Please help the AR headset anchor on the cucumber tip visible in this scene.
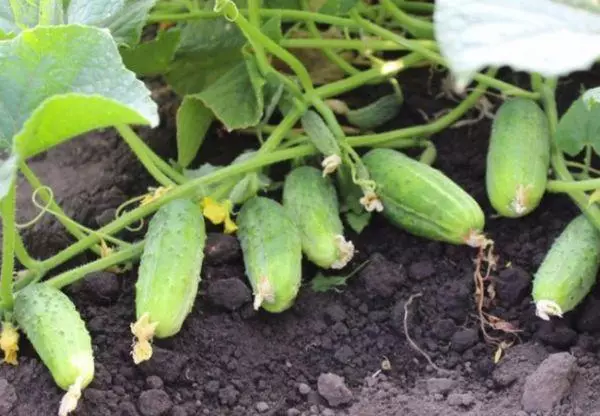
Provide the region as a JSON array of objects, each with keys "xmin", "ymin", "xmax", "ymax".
[{"xmin": 535, "ymin": 300, "xmax": 563, "ymax": 321}]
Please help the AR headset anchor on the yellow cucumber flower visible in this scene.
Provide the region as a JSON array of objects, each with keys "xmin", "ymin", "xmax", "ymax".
[
  {"xmin": 0, "ymin": 322, "xmax": 19, "ymax": 365},
  {"xmin": 201, "ymin": 197, "xmax": 238, "ymax": 234}
]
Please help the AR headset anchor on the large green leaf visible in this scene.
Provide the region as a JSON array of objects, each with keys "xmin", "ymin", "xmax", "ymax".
[
  {"xmin": 121, "ymin": 28, "xmax": 182, "ymax": 76},
  {"xmin": 555, "ymin": 90, "xmax": 600, "ymax": 156},
  {"xmin": 434, "ymin": 0, "xmax": 600, "ymax": 91},
  {"xmin": 176, "ymin": 96, "xmax": 214, "ymax": 168},
  {"xmin": 0, "ymin": 25, "xmax": 158, "ymax": 200},
  {"xmin": 191, "ymin": 58, "xmax": 265, "ymax": 131},
  {"xmin": 66, "ymin": 0, "xmax": 158, "ymax": 46},
  {"xmin": 0, "ymin": 0, "xmax": 157, "ymax": 46}
]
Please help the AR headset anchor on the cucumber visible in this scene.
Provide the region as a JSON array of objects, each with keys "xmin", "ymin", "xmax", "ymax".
[
  {"xmin": 14, "ymin": 283, "xmax": 94, "ymax": 416},
  {"xmin": 132, "ymin": 198, "xmax": 206, "ymax": 364},
  {"xmin": 486, "ymin": 98, "xmax": 550, "ymax": 217},
  {"xmin": 362, "ymin": 148, "xmax": 486, "ymax": 246},
  {"xmin": 301, "ymin": 110, "xmax": 342, "ymax": 175},
  {"xmin": 346, "ymin": 93, "xmax": 403, "ymax": 131},
  {"xmin": 237, "ymin": 196, "xmax": 303, "ymax": 312},
  {"xmin": 283, "ymin": 166, "xmax": 354, "ymax": 269},
  {"xmin": 532, "ymin": 214, "xmax": 600, "ymax": 320}
]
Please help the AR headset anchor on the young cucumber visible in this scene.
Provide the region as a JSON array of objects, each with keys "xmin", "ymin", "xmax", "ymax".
[
  {"xmin": 132, "ymin": 198, "xmax": 206, "ymax": 364},
  {"xmin": 486, "ymin": 98, "xmax": 551, "ymax": 217},
  {"xmin": 532, "ymin": 214, "xmax": 600, "ymax": 320},
  {"xmin": 283, "ymin": 166, "xmax": 354, "ymax": 269},
  {"xmin": 362, "ymin": 148, "xmax": 486, "ymax": 246},
  {"xmin": 14, "ymin": 283, "xmax": 94, "ymax": 416},
  {"xmin": 237, "ymin": 196, "xmax": 303, "ymax": 312}
]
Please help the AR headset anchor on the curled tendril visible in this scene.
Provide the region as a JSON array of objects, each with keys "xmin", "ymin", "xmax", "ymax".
[
  {"xmin": 115, "ymin": 196, "xmax": 146, "ymax": 232},
  {"xmin": 15, "ymin": 186, "xmax": 54, "ymax": 229},
  {"xmin": 213, "ymin": 0, "xmax": 239, "ymax": 21}
]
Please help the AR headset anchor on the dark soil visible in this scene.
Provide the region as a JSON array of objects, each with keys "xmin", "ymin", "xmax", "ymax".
[{"xmin": 2, "ymin": 66, "xmax": 600, "ymax": 416}]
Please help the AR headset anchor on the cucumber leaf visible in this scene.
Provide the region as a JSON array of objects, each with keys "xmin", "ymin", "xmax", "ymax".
[
  {"xmin": 0, "ymin": 0, "xmax": 157, "ymax": 46},
  {"xmin": 121, "ymin": 29, "xmax": 182, "ymax": 76},
  {"xmin": 190, "ymin": 58, "xmax": 266, "ymax": 131},
  {"xmin": 313, "ymin": 0, "xmax": 358, "ymax": 16},
  {"xmin": 0, "ymin": 25, "xmax": 158, "ymax": 201},
  {"xmin": 433, "ymin": 0, "xmax": 600, "ymax": 91},
  {"xmin": 176, "ymin": 97, "xmax": 214, "ymax": 168},
  {"xmin": 555, "ymin": 90, "xmax": 600, "ymax": 156},
  {"xmin": 345, "ymin": 211, "xmax": 371, "ymax": 234},
  {"xmin": 66, "ymin": 0, "xmax": 158, "ymax": 46}
]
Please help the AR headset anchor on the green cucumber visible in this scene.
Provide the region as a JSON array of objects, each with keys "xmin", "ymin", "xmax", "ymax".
[
  {"xmin": 237, "ymin": 196, "xmax": 303, "ymax": 312},
  {"xmin": 14, "ymin": 283, "xmax": 94, "ymax": 416},
  {"xmin": 132, "ymin": 198, "xmax": 206, "ymax": 363},
  {"xmin": 283, "ymin": 166, "xmax": 354, "ymax": 269},
  {"xmin": 346, "ymin": 93, "xmax": 403, "ymax": 130},
  {"xmin": 301, "ymin": 110, "xmax": 342, "ymax": 175},
  {"xmin": 486, "ymin": 98, "xmax": 551, "ymax": 217},
  {"xmin": 362, "ymin": 148, "xmax": 486, "ymax": 246},
  {"xmin": 532, "ymin": 214, "xmax": 600, "ymax": 320}
]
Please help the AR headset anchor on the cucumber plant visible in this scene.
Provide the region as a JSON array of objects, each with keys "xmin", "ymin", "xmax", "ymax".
[{"xmin": 2, "ymin": 1, "xmax": 600, "ymax": 412}]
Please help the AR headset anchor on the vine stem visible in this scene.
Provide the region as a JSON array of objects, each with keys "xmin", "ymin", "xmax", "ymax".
[
  {"xmin": 148, "ymin": 9, "xmax": 362, "ymax": 28},
  {"xmin": 44, "ymin": 242, "xmax": 146, "ymax": 290},
  {"xmin": 14, "ymin": 232, "xmax": 43, "ymax": 272},
  {"xmin": 547, "ymin": 178, "xmax": 600, "ymax": 192},
  {"xmin": 280, "ymin": 38, "xmax": 437, "ymax": 51},
  {"xmin": 115, "ymin": 125, "xmax": 175, "ymax": 187},
  {"xmin": 0, "ymin": 184, "xmax": 16, "ymax": 311},
  {"xmin": 380, "ymin": 0, "xmax": 434, "ymax": 39},
  {"xmin": 540, "ymin": 80, "xmax": 600, "ymax": 229}
]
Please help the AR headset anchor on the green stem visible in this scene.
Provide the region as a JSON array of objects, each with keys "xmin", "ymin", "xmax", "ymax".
[
  {"xmin": 380, "ymin": 0, "xmax": 434, "ymax": 39},
  {"xmin": 316, "ymin": 52, "xmax": 426, "ymax": 99},
  {"xmin": 259, "ymin": 105, "xmax": 307, "ymax": 153},
  {"xmin": 351, "ymin": 10, "xmax": 539, "ymax": 99},
  {"xmin": 227, "ymin": 6, "xmax": 315, "ymax": 93},
  {"xmin": 43, "ymin": 242, "xmax": 146, "ymax": 290},
  {"xmin": 279, "ymin": 38, "xmax": 437, "ymax": 51},
  {"xmin": 540, "ymin": 81, "xmax": 600, "ymax": 229},
  {"xmin": 115, "ymin": 125, "xmax": 175, "ymax": 187},
  {"xmin": 547, "ymin": 178, "xmax": 600, "ymax": 192},
  {"xmin": 393, "ymin": 0, "xmax": 435, "ymax": 13},
  {"xmin": 147, "ymin": 150, "xmax": 188, "ymax": 184},
  {"xmin": 299, "ymin": 0, "xmax": 359, "ymax": 76},
  {"xmin": 34, "ymin": 144, "xmax": 316, "ymax": 274},
  {"xmin": 566, "ymin": 161, "xmax": 600, "ymax": 177},
  {"xmin": 346, "ymin": 68, "xmax": 497, "ymax": 147},
  {"xmin": 148, "ymin": 9, "xmax": 362, "ymax": 28},
  {"xmin": 248, "ymin": 0, "xmax": 270, "ymax": 76},
  {"xmin": 14, "ymin": 232, "xmax": 43, "ymax": 271},
  {"xmin": 584, "ymin": 144, "xmax": 592, "ymax": 178},
  {"xmin": 0, "ymin": 184, "xmax": 16, "ymax": 310}
]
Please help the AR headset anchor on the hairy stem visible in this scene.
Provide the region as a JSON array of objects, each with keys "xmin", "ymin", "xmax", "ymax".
[{"xmin": 0, "ymin": 185, "xmax": 16, "ymax": 310}]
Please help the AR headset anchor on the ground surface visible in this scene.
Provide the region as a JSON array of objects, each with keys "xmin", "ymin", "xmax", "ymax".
[{"xmin": 2, "ymin": 68, "xmax": 600, "ymax": 416}]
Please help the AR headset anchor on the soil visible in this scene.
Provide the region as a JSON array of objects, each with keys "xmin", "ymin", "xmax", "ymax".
[{"xmin": 2, "ymin": 64, "xmax": 600, "ymax": 416}]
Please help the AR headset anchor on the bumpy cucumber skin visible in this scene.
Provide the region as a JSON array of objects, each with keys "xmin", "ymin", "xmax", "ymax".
[
  {"xmin": 532, "ymin": 215, "xmax": 600, "ymax": 315},
  {"xmin": 283, "ymin": 166, "xmax": 344, "ymax": 268},
  {"xmin": 14, "ymin": 284, "xmax": 94, "ymax": 391},
  {"xmin": 486, "ymin": 98, "xmax": 550, "ymax": 218},
  {"xmin": 362, "ymin": 148, "xmax": 485, "ymax": 245},
  {"xmin": 136, "ymin": 198, "xmax": 206, "ymax": 338},
  {"xmin": 237, "ymin": 196, "xmax": 302, "ymax": 313}
]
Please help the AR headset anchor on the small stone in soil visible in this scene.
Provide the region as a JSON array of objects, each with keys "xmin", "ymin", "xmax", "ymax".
[
  {"xmin": 334, "ymin": 345, "xmax": 354, "ymax": 363},
  {"xmin": 298, "ymin": 383, "xmax": 312, "ymax": 395},
  {"xmin": 447, "ymin": 392, "xmax": 475, "ymax": 407},
  {"xmin": 146, "ymin": 375, "xmax": 164, "ymax": 390},
  {"xmin": 408, "ymin": 260, "xmax": 435, "ymax": 280},
  {"xmin": 323, "ymin": 304, "xmax": 346, "ymax": 324},
  {"xmin": 287, "ymin": 409, "xmax": 301, "ymax": 416},
  {"xmin": 138, "ymin": 389, "xmax": 173, "ymax": 416},
  {"xmin": 360, "ymin": 253, "xmax": 406, "ymax": 298},
  {"xmin": 73, "ymin": 271, "xmax": 120, "ymax": 305},
  {"xmin": 495, "ymin": 266, "xmax": 531, "ymax": 306},
  {"xmin": 255, "ymin": 401, "xmax": 269, "ymax": 412},
  {"xmin": 138, "ymin": 347, "xmax": 189, "ymax": 383},
  {"xmin": 204, "ymin": 233, "xmax": 242, "ymax": 265},
  {"xmin": 218, "ymin": 385, "xmax": 240, "ymax": 406},
  {"xmin": 206, "ymin": 278, "xmax": 251, "ymax": 311},
  {"xmin": 0, "ymin": 379, "xmax": 17, "ymax": 415},
  {"xmin": 426, "ymin": 378, "xmax": 457, "ymax": 395},
  {"xmin": 450, "ymin": 328, "xmax": 479, "ymax": 352},
  {"xmin": 521, "ymin": 352, "xmax": 577, "ymax": 412},
  {"xmin": 431, "ymin": 319, "xmax": 457, "ymax": 341},
  {"xmin": 317, "ymin": 373, "xmax": 353, "ymax": 407}
]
